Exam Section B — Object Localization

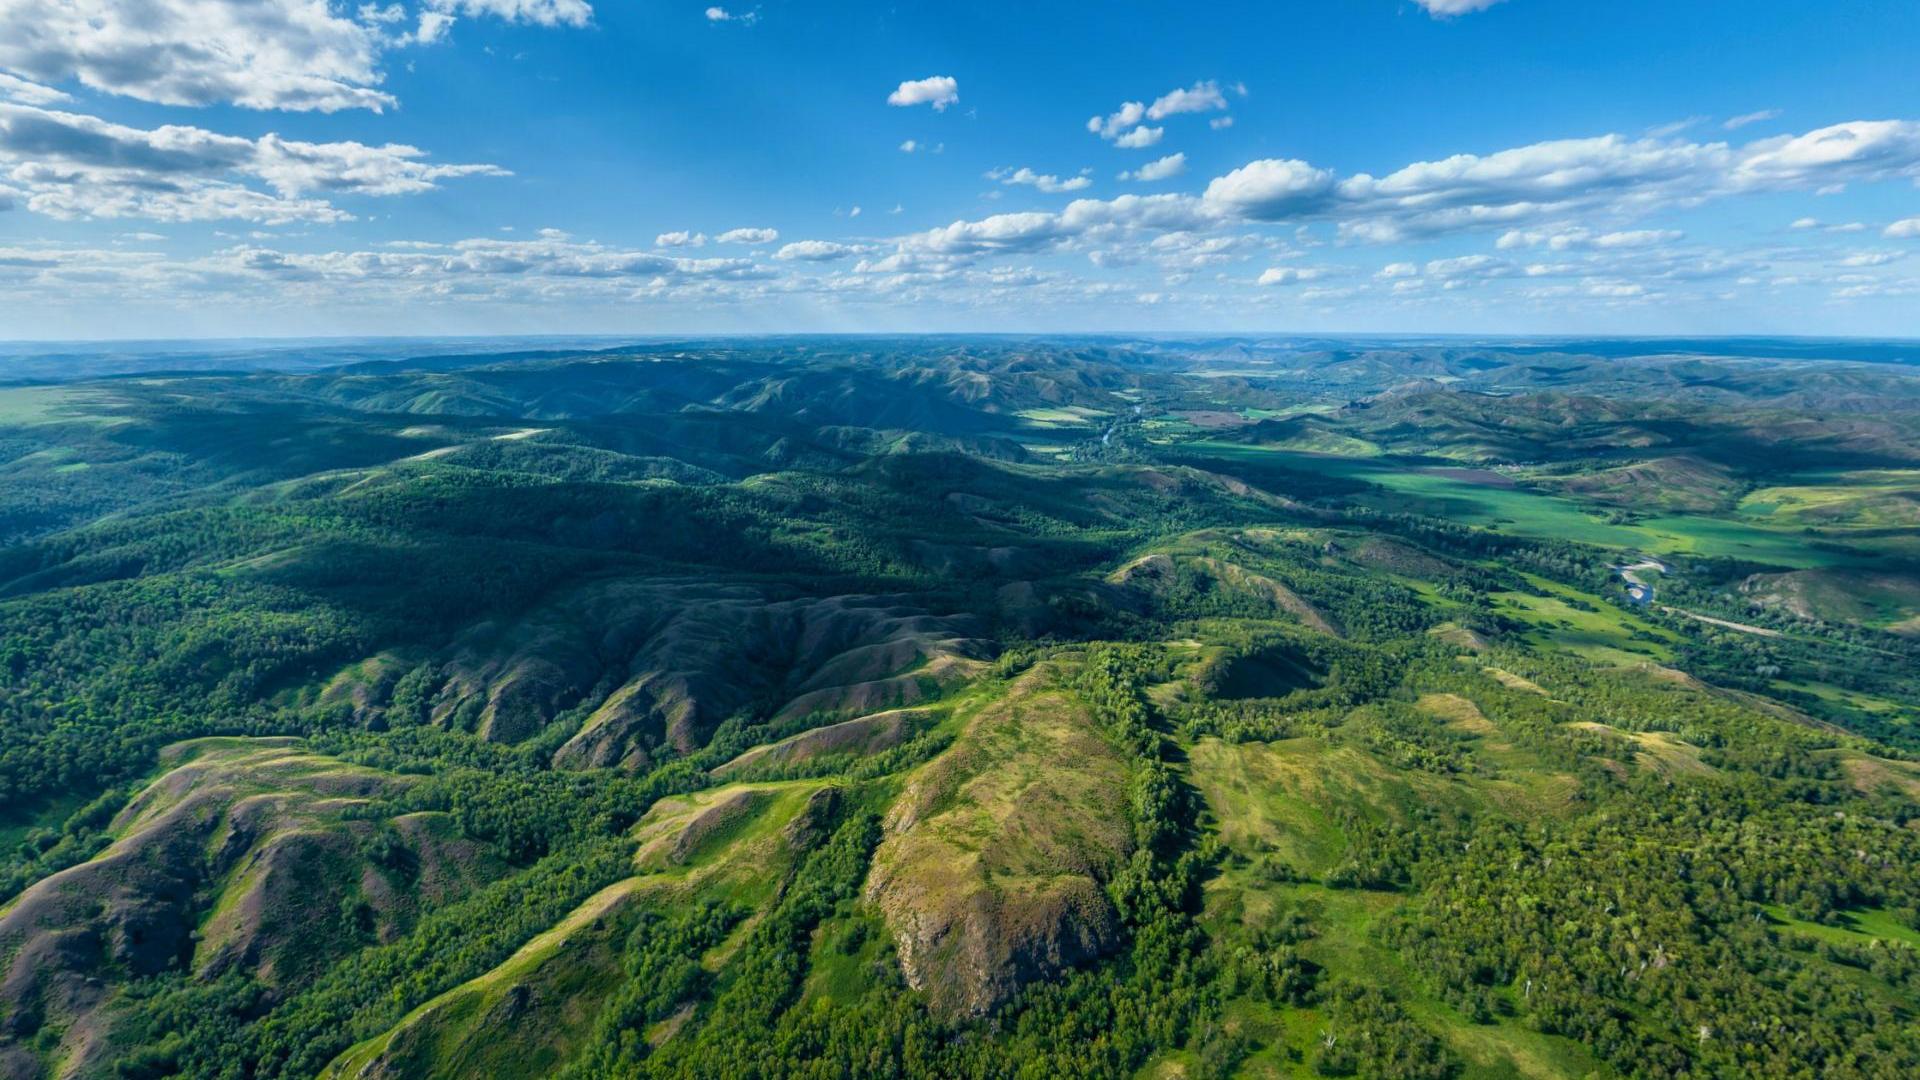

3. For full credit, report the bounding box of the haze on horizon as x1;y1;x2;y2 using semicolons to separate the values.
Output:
1;0;1918;340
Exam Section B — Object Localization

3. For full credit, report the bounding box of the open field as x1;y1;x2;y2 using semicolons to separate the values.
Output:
1186;442;1889;567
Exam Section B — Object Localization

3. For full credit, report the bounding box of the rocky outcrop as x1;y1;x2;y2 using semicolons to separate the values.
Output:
864;676;1132;1019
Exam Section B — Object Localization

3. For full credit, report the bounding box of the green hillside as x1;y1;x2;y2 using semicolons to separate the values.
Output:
2;340;1919;1078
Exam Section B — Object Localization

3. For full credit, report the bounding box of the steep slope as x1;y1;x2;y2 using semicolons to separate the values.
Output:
0;740;505;1080
394;579;990;767
863;668;1133;1018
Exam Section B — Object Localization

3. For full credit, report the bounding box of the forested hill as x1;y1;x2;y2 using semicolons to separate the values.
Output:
2;339;1918;1079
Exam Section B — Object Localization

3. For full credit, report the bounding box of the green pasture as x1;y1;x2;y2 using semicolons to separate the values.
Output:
1186;442;1883;568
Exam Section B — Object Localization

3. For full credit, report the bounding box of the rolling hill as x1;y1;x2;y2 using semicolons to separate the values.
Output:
2;339;1918;1079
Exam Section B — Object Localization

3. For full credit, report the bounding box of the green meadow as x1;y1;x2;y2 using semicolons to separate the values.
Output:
1188;442;1884;568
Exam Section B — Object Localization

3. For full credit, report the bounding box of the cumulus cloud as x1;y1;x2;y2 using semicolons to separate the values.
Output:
0;0;592;113
1147;81;1228;121
0;101;506;222
1887;217;1920;239
1202;159;1337;219
0;0;393;112
1256;266;1324;286
1088;101;1147;141
412;11;456;44
830;116;1920;313
1200;120;1920;241
987;166;1092;194
1092;82;1230;147
774;240;859;261
887;76;958;111
703;5;757;23
1120;153;1187;182
886;194;1217;267
716;227;778;244
908;211;1063;256
655;230;705;247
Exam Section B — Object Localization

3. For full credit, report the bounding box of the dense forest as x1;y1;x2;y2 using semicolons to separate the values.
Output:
2;339;1918;1078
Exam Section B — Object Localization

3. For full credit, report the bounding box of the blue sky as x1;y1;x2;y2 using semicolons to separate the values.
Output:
1;0;1918;339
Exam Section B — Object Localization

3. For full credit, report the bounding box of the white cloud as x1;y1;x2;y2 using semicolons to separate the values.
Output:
1088;101;1147;141
1257;266;1324;286
0;101;505;222
1732;121;1920;189
413;11;455;44
1376;262;1418;279
1147;81;1228;121
1791;217;1820;229
1887;217;1920;239
1724;109;1781;130
987;166;1092;194
899;139;918;153
1496;226;1682;251
1202;158;1336;218
1120;153;1187;182
0;231;804;319
1092;82;1229;147
909;211;1063;256
704;5;757;23
0;0;592;114
1646;117;1707;139
716;227;778;244
1148;230;1253;269
887;75;958;111
1196;120;1920;242
425;0;592;28
1424;254;1519;284
1589;229;1681;248
1210;116;1234;131
775;240;858;261
1839;250;1904;267
655;230;705;247
0;72;69;105
1414;0;1508;15
0;0;393;112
